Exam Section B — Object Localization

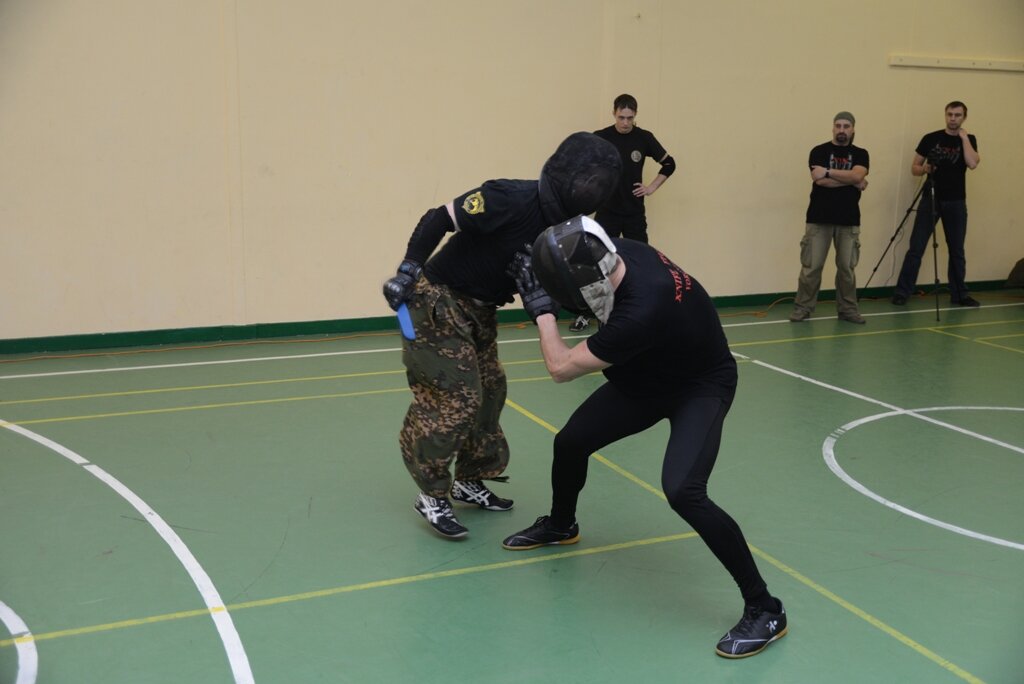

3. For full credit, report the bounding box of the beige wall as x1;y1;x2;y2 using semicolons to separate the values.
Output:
1;0;1021;339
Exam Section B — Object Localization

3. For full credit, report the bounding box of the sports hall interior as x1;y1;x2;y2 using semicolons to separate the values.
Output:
1;1;1022;683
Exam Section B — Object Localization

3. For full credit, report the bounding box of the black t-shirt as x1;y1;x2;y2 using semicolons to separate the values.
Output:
585;240;737;399
916;130;977;201
805;142;869;226
424;179;548;303
593;125;668;217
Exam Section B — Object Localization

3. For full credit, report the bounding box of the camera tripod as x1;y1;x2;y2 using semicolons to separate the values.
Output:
862;172;942;322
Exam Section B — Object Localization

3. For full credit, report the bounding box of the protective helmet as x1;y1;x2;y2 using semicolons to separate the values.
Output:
531;215;618;323
538;132;621;225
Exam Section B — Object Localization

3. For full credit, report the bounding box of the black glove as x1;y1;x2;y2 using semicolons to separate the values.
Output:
508;250;559;322
382;260;422;311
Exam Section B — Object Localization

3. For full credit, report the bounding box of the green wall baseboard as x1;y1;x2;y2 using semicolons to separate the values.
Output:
1;280;1012;356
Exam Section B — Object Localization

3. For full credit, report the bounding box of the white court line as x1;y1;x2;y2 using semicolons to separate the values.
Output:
4;303;1019;382
734;352;1024;549
0;600;38;684
0;419;255;683
823;407;1024;551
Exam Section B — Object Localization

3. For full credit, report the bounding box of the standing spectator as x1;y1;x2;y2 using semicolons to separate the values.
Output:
891;101;980;307
789;111;870;324
570;94;675;332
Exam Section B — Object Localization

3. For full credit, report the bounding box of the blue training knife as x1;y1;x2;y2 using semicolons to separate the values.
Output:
397;302;415;340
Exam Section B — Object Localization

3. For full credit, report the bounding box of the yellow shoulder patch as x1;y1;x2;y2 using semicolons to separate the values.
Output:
462;191;485;215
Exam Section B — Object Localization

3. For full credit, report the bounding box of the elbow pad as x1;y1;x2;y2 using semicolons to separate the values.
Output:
658;155;676;178
404;206;455;264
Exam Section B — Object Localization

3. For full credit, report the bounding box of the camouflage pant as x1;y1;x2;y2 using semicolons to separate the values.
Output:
399;277;510;498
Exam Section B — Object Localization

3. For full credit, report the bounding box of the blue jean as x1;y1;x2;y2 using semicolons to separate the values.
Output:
894;195;969;301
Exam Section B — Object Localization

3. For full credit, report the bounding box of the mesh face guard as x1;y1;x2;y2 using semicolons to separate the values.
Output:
532;216;617;322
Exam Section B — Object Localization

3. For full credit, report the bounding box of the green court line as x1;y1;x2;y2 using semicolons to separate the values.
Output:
0;532;698;648
503;398;986;684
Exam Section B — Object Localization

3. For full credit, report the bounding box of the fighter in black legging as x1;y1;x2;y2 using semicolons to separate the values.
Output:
550;384;768;605
504;217;787;659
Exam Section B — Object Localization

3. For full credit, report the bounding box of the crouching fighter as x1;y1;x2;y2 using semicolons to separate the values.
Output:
504;216;787;658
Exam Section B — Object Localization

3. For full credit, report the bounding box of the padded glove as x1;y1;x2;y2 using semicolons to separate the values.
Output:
382;260;422;311
508;250;560;322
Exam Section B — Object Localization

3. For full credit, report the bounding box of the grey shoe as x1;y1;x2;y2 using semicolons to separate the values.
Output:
788;308;811;322
838;311;866;324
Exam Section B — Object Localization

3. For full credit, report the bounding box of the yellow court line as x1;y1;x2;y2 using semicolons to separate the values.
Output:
976;333;1024;341
730;318;1024;349
750;545;985;684
0;370;407;406
2;377;564;426
972;340;1024;355
504;397;986;684
0;532;697;649
928;329;973;341
10;388;411;425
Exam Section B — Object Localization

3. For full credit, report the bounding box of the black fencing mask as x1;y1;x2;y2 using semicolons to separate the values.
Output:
531;216;618;323
538;132;621;225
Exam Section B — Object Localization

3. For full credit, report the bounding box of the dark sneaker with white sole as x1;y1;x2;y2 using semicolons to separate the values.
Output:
414;493;468;539
451;480;514;511
502;515;580;550
715;601;788;658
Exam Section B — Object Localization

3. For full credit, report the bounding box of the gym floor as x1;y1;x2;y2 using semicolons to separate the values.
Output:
1;290;1022;684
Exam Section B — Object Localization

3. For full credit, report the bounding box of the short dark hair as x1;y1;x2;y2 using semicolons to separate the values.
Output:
945;100;968;116
613;94;638;112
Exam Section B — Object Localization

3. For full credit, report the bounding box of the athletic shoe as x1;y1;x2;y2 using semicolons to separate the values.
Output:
502;516;580;550
788;308;810;322
451;480;514;511
891;293;907;305
569;316;590;332
414;493;468;539
838;311;866;324
715;601;788;659
955;296;980;307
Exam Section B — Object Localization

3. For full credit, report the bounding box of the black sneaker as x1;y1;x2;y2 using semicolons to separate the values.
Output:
569;316;590;332
955;296;981;307
414;493;468;539
891;293;907;305
715;601;788;658
502;516;580;550
451;480;513;511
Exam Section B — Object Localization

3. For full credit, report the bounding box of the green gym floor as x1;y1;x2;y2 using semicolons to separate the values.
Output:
1;291;1022;684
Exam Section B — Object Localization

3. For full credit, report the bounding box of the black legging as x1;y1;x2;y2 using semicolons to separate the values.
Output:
550;382;769;604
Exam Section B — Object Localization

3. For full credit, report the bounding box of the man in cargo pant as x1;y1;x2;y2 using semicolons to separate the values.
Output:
382;132;621;539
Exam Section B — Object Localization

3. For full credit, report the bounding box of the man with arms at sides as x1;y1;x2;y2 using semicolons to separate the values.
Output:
570;93;676;332
891;101;980;307
504;216;787;658
382;133;620;540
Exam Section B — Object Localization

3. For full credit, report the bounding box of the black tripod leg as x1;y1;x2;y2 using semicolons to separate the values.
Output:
929;181;940;322
862;175;928;293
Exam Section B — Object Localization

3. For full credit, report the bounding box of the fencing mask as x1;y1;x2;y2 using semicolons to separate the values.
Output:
531;216;618;323
538;132;621;226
